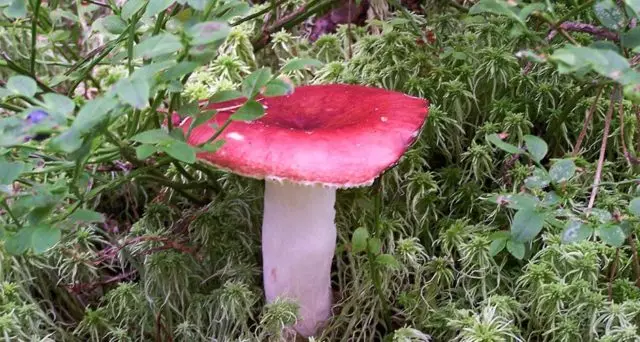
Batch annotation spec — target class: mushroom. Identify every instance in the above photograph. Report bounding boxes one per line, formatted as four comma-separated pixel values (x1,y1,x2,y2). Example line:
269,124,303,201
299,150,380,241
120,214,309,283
175,84,429,337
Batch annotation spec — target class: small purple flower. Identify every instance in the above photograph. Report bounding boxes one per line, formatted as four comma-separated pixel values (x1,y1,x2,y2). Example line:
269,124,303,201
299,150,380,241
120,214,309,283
26,110,49,124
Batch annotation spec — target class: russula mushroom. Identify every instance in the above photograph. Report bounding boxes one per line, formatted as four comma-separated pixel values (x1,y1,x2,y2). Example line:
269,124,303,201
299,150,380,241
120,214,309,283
176,84,429,337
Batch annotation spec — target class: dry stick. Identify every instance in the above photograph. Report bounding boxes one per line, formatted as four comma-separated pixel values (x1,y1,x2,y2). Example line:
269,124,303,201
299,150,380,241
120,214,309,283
587,88,616,210
608,248,620,301
628,235,640,288
573,86,604,156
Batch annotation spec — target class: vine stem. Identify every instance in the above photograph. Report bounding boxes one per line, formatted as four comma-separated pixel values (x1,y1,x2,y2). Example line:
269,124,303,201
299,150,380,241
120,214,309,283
608,248,620,301
628,235,640,288
1,199,22,228
30,0,42,75
587,88,617,210
573,85,605,156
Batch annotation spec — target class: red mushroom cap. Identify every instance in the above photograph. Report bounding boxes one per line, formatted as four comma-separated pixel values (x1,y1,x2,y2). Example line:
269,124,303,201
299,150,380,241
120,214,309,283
177,84,429,187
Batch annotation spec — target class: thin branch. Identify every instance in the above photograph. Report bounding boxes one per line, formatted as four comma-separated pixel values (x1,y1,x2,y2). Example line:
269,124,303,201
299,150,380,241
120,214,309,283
587,88,617,210
628,235,640,288
547,21,619,42
573,85,604,156
30,0,42,76
608,248,620,301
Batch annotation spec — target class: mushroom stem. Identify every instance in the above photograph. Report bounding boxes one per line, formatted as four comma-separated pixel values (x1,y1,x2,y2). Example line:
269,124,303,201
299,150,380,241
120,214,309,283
262,180,336,337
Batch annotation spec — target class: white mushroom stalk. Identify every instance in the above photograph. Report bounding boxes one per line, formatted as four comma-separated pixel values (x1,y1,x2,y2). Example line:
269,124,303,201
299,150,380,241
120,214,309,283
262,180,336,336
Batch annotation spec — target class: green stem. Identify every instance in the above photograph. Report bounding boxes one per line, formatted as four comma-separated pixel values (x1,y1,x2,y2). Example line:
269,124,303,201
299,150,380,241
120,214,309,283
369,177,392,330
1,199,22,228
557,0,596,24
30,0,42,75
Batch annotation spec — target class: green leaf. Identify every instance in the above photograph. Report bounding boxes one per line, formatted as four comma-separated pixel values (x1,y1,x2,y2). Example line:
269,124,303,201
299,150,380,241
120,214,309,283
42,93,75,119
159,140,196,164
511,208,545,242
230,100,265,121
518,3,545,21
187,0,207,10
71,96,119,133
280,58,324,73
31,225,61,254
351,227,369,253
49,129,83,153
4,0,26,18
242,68,272,98
102,15,127,34
469,0,524,26
136,144,157,160
4,226,35,255
187,21,231,45
145,0,175,17
368,237,382,255
524,135,548,163
115,78,150,109
159,61,199,82
622,27,640,50
524,168,551,190
6,75,37,97
594,0,624,31
486,133,521,154
122,0,147,20
626,0,640,17
591,208,613,223
263,78,294,97
630,197,640,216
69,209,106,223
506,240,525,260
131,129,172,144
597,224,626,247
0,161,24,185
134,33,183,59
489,237,507,256
496,193,540,210
549,159,576,183
209,90,244,103
376,254,400,269
562,220,592,244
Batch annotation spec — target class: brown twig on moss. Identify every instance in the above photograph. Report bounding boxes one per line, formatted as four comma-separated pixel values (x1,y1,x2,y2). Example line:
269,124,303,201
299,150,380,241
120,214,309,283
587,88,617,209
573,85,605,156
547,22,619,42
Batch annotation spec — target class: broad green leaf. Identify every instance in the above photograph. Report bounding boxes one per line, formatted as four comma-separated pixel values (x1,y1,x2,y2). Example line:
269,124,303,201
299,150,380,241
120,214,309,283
242,68,272,98
368,237,382,255
187,0,207,10
42,93,75,119
187,21,231,45
122,0,147,20
159,61,199,81
622,27,640,49
71,96,119,133
7,75,37,97
213,0,250,20
69,209,106,223
524,135,548,163
209,90,244,103
4,226,36,255
281,58,324,73
145,0,175,17
518,3,545,21
594,0,624,31
590,208,613,223
0,161,24,185
511,208,545,242
496,193,540,210
351,227,369,253
562,220,592,244
469,0,524,26
549,159,576,183
159,141,196,164
134,33,182,59
630,197,640,216
376,254,400,269
597,224,626,247
136,144,157,160
486,133,521,154
263,78,294,97
199,139,225,152
187,110,216,136
506,240,525,259
542,191,560,207
131,129,172,144
626,0,640,16
230,100,265,121
4,0,26,18
102,15,127,34
524,168,551,190
115,78,150,109
49,129,83,153
489,237,507,256
32,225,61,254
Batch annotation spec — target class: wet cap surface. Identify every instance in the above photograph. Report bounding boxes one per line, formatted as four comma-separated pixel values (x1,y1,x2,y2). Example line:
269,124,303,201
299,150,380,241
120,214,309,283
178,84,429,187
